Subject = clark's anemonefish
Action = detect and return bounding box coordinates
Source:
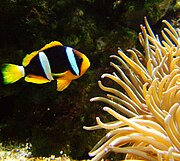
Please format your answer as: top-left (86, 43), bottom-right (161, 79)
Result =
top-left (1, 41), bottom-right (90, 91)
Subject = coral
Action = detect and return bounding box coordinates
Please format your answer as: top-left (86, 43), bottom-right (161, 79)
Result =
top-left (84, 17), bottom-right (180, 160)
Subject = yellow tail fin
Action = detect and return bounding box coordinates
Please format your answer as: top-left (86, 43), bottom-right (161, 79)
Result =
top-left (1, 64), bottom-right (25, 84)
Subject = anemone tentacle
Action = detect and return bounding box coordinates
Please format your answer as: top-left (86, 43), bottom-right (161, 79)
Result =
top-left (84, 17), bottom-right (180, 160)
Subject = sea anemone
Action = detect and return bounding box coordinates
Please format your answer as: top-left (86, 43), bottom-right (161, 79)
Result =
top-left (84, 17), bottom-right (180, 161)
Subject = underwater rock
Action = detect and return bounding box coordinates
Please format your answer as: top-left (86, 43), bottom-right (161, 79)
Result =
top-left (116, 0), bottom-right (173, 29)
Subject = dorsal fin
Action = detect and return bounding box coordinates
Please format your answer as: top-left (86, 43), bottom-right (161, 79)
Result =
top-left (22, 51), bottom-right (38, 67)
top-left (40, 41), bottom-right (63, 51)
top-left (22, 41), bottom-right (63, 67)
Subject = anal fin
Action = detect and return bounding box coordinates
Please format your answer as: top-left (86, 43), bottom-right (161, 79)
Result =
top-left (25, 75), bottom-right (51, 84)
top-left (57, 79), bottom-right (71, 91)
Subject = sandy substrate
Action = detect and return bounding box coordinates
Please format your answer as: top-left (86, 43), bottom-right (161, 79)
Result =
top-left (0, 143), bottom-right (91, 161)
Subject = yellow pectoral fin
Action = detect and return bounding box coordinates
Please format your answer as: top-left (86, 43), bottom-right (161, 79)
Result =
top-left (53, 70), bottom-right (79, 80)
top-left (25, 75), bottom-right (51, 84)
top-left (40, 41), bottom-right (63, 51)
top-left (56, 79), bottom-right (72, 91)
top-left (52, 71), bottom-right (68, 78)
top-left (22, 51), bottom-right (38, 67)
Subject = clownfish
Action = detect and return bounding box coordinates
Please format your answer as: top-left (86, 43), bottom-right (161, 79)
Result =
top-left (1, 41), bottom-right (90, 91)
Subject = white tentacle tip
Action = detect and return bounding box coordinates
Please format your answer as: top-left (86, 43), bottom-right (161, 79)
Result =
top-left (103, 107), bottom-right (108, 111)
top-left (96, 117), bottom-right (100, 121)
top-left (83, 126), bottom-right (87, 130)
top-left (101, 74), bottom-right (106, 79)
top-left (90, 98), bottom-right (95, 102)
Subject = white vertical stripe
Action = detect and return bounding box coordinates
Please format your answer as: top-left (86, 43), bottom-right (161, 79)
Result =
top-left (18, 66), bottom-right (25, 77)
top-left (66, 47), bottom-right (79, 75)
top-left (39, 51), bottom-right (54, 81)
